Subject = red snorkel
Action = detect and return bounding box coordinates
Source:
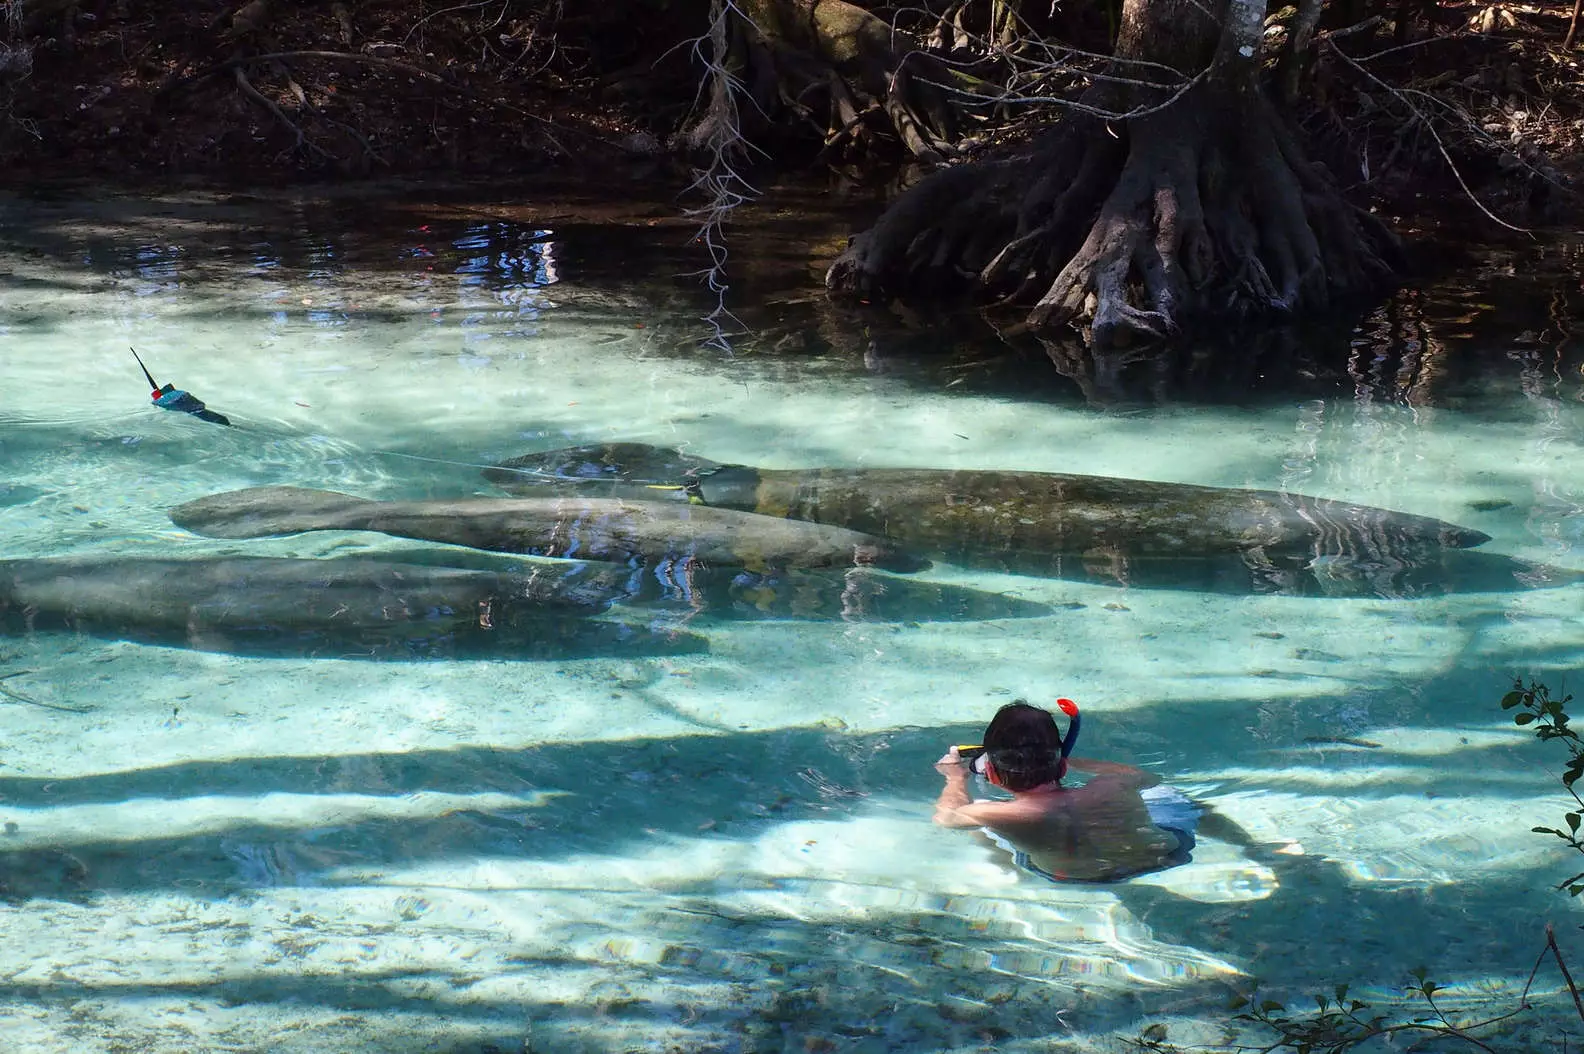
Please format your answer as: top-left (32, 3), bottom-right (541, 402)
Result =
top-left (1055, 697), bottom-right (1080, 779)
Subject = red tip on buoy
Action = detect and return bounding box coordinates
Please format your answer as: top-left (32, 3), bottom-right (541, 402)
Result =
top-left (1056, 697), bottom-right (1079, 717)
top-left (149, 390), bottom-right (160, 400)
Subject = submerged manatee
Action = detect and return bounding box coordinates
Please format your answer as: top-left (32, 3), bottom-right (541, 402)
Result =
top-left (499, 442), bottom-right (724, 486)
top-left (484, 443), bottom-right (1517, 598)
top-left (169, 486), bottom-right (926, 573)
top-left (628, 565), bottom-right (1052, 621)
top-left (356, 546), bottom-right (1050, 622)
top-left (0, 555), bottom-right (706, 660)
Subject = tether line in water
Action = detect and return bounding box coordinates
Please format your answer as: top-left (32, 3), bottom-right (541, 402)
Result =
top-left (0, 671), bottom-right (93, 714)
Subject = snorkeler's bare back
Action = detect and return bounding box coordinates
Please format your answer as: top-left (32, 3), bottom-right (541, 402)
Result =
top-left (965, 775), bottom-right (1182, 882)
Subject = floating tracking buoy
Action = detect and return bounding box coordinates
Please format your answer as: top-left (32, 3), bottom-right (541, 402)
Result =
top-left (131, 347), bottom-right (231, 426)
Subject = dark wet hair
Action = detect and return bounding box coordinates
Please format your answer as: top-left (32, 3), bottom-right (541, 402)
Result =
top-left (984, 701), bottom-right (1064, 791)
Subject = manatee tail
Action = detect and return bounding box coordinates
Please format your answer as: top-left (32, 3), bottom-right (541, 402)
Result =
top-left (170, 486), bottom-right (376, 539)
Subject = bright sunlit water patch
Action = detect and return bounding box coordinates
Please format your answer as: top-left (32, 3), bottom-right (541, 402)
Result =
top-left (0, 188), bottom-right (1581, 1052)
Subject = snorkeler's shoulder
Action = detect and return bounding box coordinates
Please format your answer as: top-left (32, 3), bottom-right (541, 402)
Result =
top-left (938, 796), bottom-right (1047, 828)
top-left (1067, 758), bottom-right (1162, 790)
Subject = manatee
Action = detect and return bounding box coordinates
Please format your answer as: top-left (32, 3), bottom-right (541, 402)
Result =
top-left (985, 545), bottom-right (1582, 599)
top-left (0, 555), bottom-right (706, 660)
top-left (483, 443), bottom-right (1521, 598)
top-left (350, 546), bottom-right (1049, 622)
top-left (627, 565), bottom-right (1052, 621)
top-left (169, 486), bottom-right (927, 573)
top-left (496, 442), bottom-right (724, 486)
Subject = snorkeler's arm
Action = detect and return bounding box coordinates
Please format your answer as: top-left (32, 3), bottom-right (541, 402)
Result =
top-left (933, 749), bottom-right (994, 827)
top-left (931, 751), bottom-right (1007, 824)
top-left (1065, 758), bottom-right (1161, 789)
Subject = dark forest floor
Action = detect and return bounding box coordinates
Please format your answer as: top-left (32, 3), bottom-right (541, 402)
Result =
top-left (0, 1), bottom-right (668, 183)
top-left (0, 1), bottom-right (1579, 235)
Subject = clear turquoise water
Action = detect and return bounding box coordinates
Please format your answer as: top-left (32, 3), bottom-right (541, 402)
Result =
top-left (0, 188), bottom-right (1581, 1052)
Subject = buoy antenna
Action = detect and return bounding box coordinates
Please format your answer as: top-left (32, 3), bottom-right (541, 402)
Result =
top-left (130, 347), bottom-right (160, 391)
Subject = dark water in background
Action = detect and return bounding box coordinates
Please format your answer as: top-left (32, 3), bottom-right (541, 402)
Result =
top-left (0, 183), bottom-right (1581, 1053)
top-left (9, 181), bottom-right (1579, 409)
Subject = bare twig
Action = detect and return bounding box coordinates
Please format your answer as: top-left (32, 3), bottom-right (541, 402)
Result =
top-left (400, 0), bottom-right (499, 47)
top-left (164, 49), bottom-right (455, 91)
top-left (921, 58), bottom-right (1211, 125)
top-left (1354, 32), bottom-right (1497, 64)
top-left (1522, 935), bottom-right (1552, 1005)
top-left (1281, 0), bottom-right (1323, 103)
top-left (1324, 38), bottom-right (1535, 236)
top-left (1549, 923), bottom-right (1584, 1024)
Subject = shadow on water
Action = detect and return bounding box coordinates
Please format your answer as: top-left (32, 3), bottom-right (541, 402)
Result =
top-left (0, 677), bottom-right (1573, 1048)
top-left (0, 654), bottom-right (1562, 853)
top-left (32, 615), bottom-right (709, 662)
top-left (0, 554), bottom-right (709, 662)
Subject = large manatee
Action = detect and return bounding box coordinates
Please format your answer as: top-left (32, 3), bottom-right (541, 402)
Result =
top-left (480, 443), bottom-right (1554, 599)
top-left (0, 555), bottom-right (705, 660)
top-left (353, 546), bottom-right (1050, 622)
top-left (170, 486), bottom-right (927, 574)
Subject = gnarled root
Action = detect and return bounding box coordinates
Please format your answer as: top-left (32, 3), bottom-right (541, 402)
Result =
top-left (727, 0), bottom-right (956, 163)
top-left (828, 89), bottom-right (1402, 351)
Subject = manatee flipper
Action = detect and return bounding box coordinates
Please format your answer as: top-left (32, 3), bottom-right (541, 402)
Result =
top-left (170, 485), bottom-right (377, 538)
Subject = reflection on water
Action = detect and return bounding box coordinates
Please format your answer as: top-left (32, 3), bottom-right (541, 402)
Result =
top-left (0, 189), bottom-right (1581, 1052)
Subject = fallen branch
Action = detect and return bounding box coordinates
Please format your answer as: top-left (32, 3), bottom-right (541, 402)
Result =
top-left (159, 47), bottom-right (581, 156)
top-left (232, 64), bottom-right (333, 162)
top-left (162, 48), bottom-right (455, 94)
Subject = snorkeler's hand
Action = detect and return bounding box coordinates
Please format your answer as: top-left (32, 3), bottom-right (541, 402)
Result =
top-left (935, 746), bottom-right (964, 770)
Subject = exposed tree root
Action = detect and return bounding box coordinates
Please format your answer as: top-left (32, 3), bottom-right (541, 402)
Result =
top-left (720, 0), bottom-right (957, 162)
top-left (829, 82), bottom-right (1402, 350)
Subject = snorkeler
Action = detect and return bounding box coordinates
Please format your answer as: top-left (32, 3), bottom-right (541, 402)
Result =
top-left (933, 699), bottom-right (1201, 883)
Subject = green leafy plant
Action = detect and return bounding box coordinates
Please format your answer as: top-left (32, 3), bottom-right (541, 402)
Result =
top-left (1503, 679), bottom-right (1584, 894)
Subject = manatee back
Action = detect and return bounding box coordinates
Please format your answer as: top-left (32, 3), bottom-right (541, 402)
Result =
top-left (485, 442), bottom-right (725, 491)
top-left (170, 486), bottom-right (372, 538)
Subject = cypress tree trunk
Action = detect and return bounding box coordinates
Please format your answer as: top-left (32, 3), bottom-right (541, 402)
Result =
top-left (826, 0), bottom-right (1402, 350)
